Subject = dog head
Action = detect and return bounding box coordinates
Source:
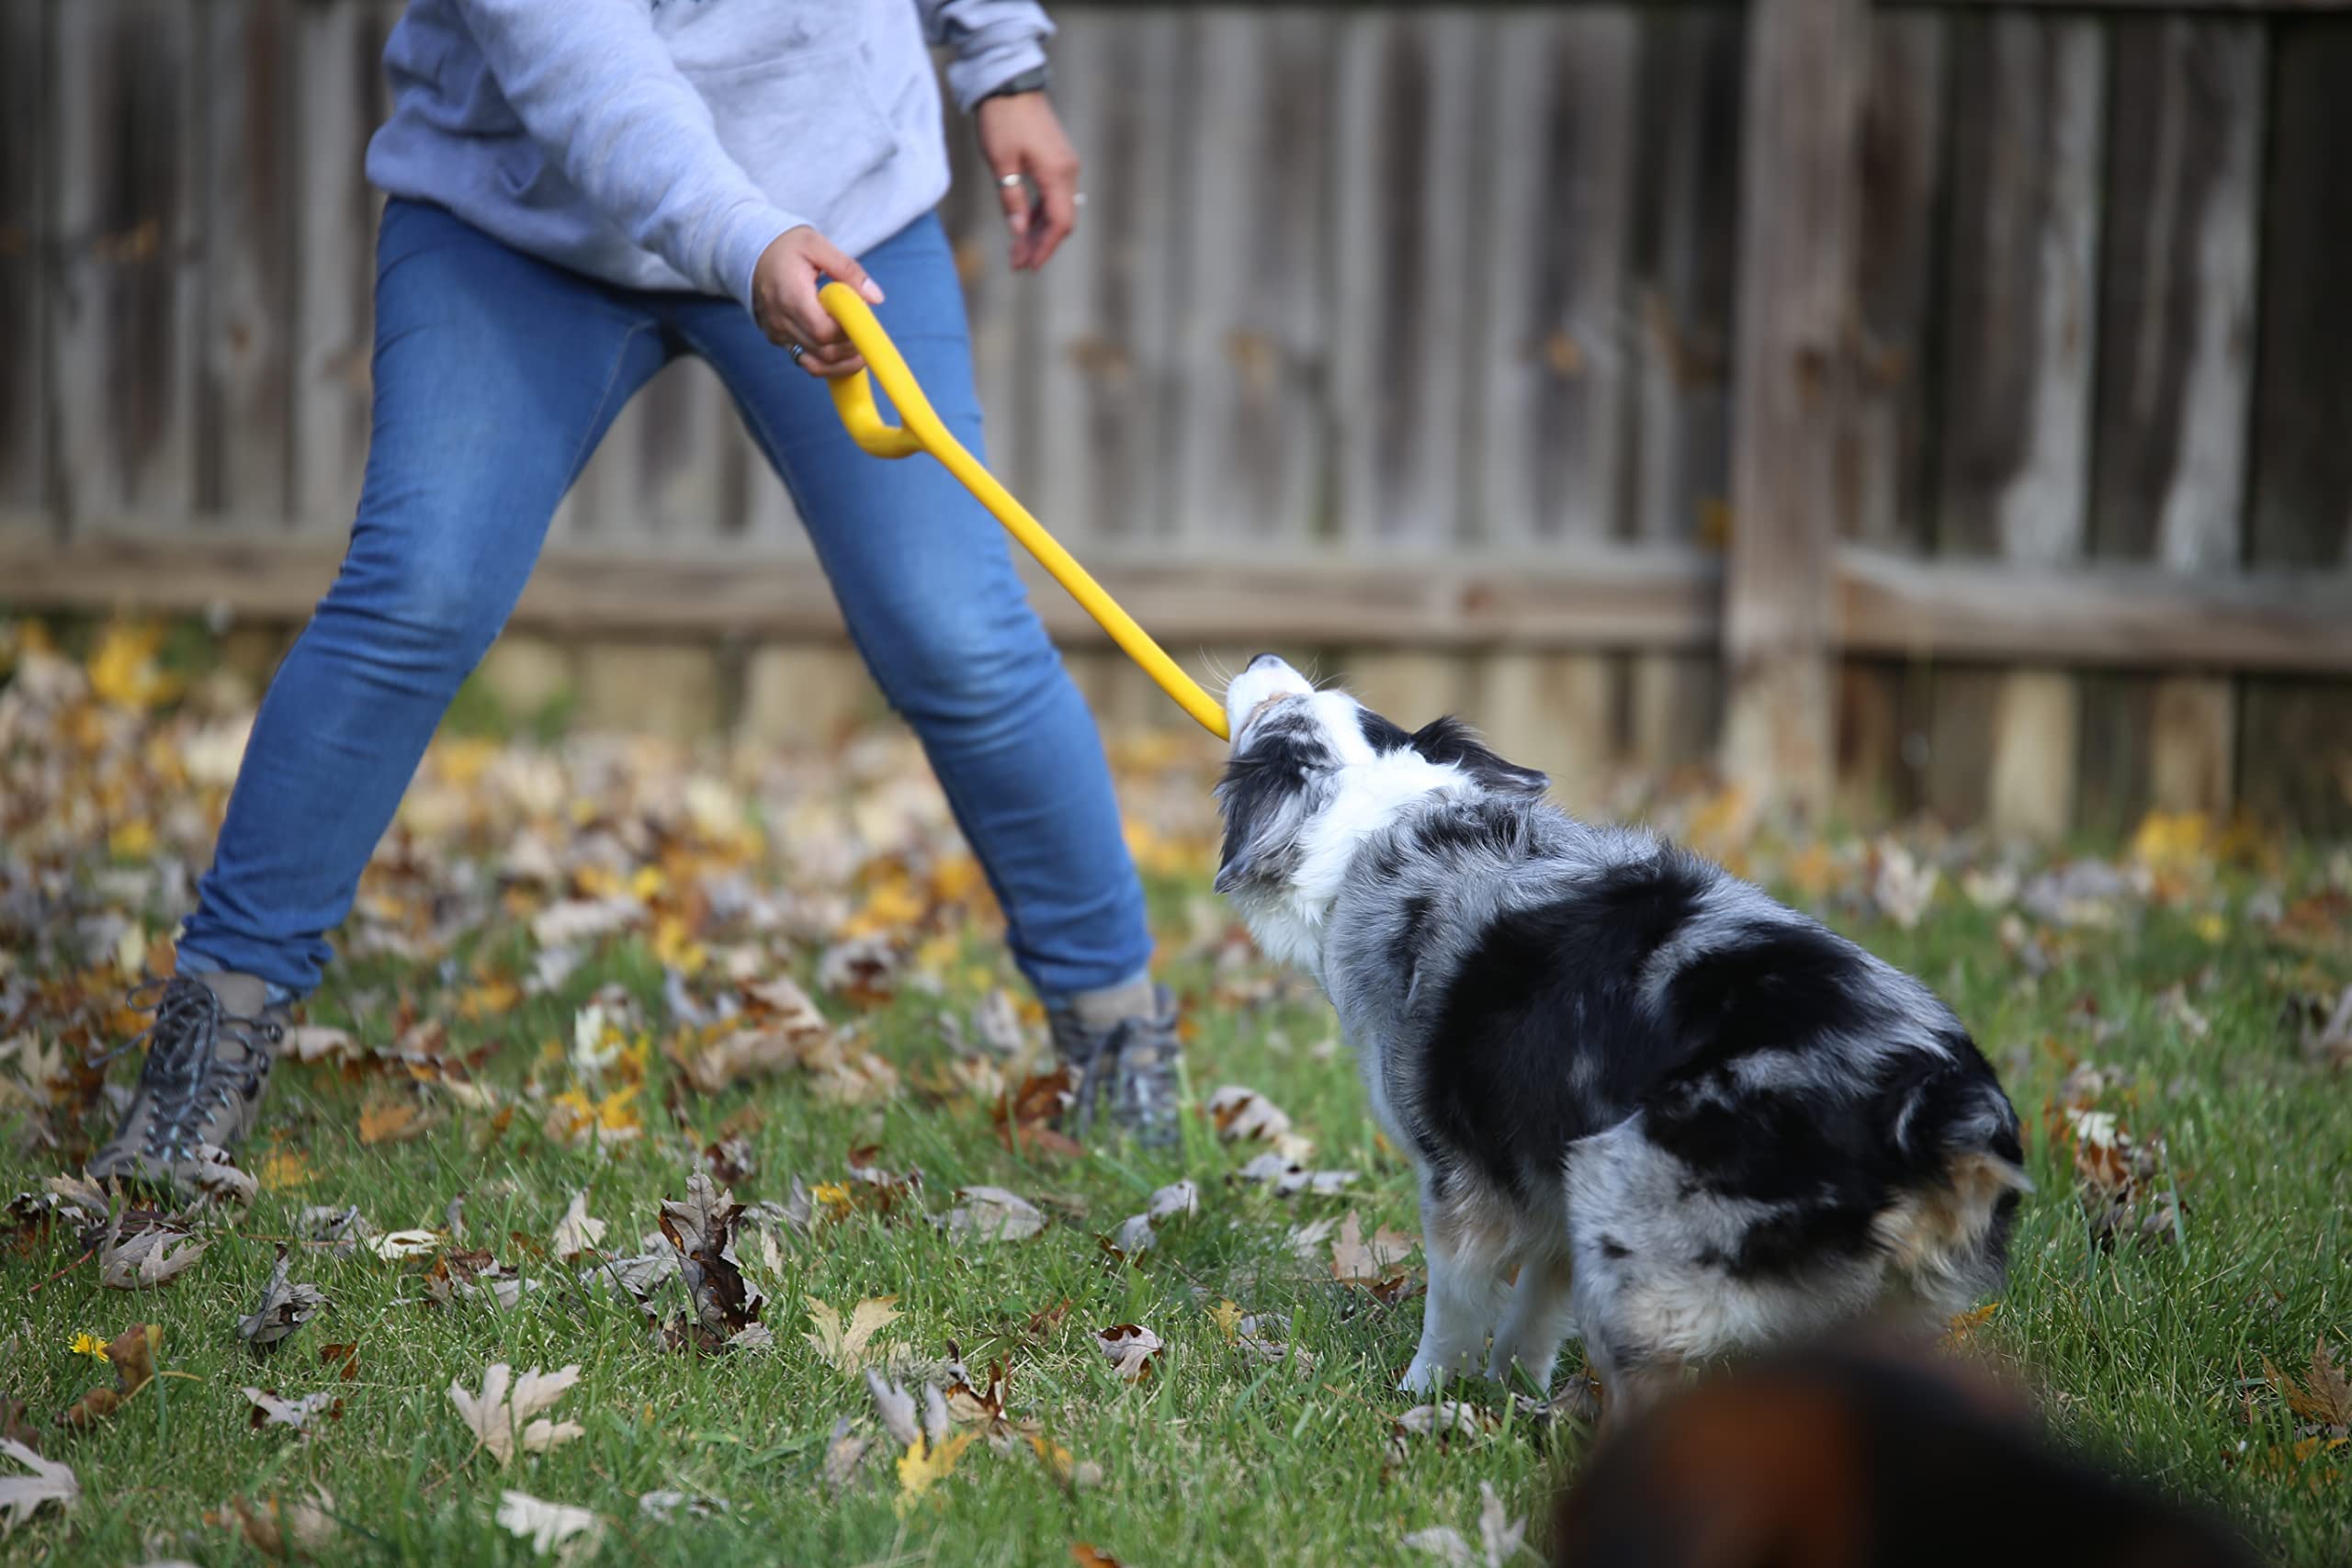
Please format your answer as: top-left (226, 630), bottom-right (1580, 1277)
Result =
top-left (1215, 653), bottom-right (1547, 967)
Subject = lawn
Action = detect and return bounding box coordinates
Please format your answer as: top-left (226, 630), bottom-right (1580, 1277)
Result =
top-left (2, 621), bottom-right (2348, 1566)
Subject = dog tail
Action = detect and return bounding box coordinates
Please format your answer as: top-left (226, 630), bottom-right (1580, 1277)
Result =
top-left (1873, 1062), bottom-right (2031, 1313)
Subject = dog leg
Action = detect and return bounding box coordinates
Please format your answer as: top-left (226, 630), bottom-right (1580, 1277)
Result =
top-left (1399, 1232), bottom-right (1499, 1395)
top-left (1487, 1251), bottom-right (1577, 1392)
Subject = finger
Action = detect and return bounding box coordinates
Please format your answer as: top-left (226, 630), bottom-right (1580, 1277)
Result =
top-left (802, 232), bottom-right (886, 307)
top-left (781, 276), bottom-right (850, 355)
top-left (992, 166), bottom-right (1035, 267)
top-left (1027, 154), bottom-right (1080, 270)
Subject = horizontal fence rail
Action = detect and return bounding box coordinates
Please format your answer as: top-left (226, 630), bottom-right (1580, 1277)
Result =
top-left (1, 1), bottom-right (2348, 832)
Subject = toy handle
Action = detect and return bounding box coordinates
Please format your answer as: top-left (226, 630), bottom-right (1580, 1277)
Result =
top-left (817, 282), bottom-right (1230, 740)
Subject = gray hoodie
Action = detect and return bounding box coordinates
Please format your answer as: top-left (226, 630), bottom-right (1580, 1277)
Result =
top-left (365, 0), bottom-right (1053, 310)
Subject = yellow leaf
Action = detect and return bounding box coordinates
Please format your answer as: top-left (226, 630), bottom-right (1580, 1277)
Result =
top-left (629, 864), bottom-right (669, 902)
top-left (260, 1149), bottom-right (313, 1192)
top-left (108, 819), bottom-right (158, 860)
top-left (2194, 911), bottom-right (2227, 945)
top-left (356, 1100), bottom-right (428, 1145)
top-left (2130, 810), bottom-right (2213, 876)
top-left (1941, 1302), bottom-right (1998, 1347)
top-left (811, 1182), bottom-right (854, 1223)
top-left (86, 619), bottom-right (183, 709)
top-left (1209, 1300), bottom-right (1242, 1343)
top-left (895, 1429), bottom-right (978, 1511)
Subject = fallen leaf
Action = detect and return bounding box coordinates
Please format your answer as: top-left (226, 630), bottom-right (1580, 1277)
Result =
top-left (1070, 1546), bottom-right (1125, 1568)
top-left (806, 1296), bottom-right (903, 1373)
top-left (280, 1025), bottom-right (357, 1064)
top-left (2267, 1339), bottom-right (2352, 1436)
top-left (865, 1369), bottom-right (922, 1449)
top-left (300, 1205), bottom-right (379, 1257)
top-left (638, 1489), bottom-right (728, 1521)
top-left (184, 1143), bottom-right (258, 1208)
top-left (448, 1363), bottom-right (585, 1466)
top-left (243, 1387), bottom-right (340, 1434)
top-left (1403, 1481), bottom-right (1526, 1567)
top-left (221, 1486), bottom-right (341, 1558)
top-left (319, 1342), bottom-right (359, 1382)
top-left (96, 1213), bottom-right (208, 1289)
top-left (1235, 1151), bottom-right (1358, 1197)
top-left (1032, 1434), bottom-right (1104, 1492)
top-left (495, 1490), bottom-right (602, 1562)
top-left (1330, 1211), bottom-right (1419, 1286)
top-left (1207, 1084), bottom-right (1294, 1145)
top-left (370, 1228), bottom-right (442, 1260)
top-left (549, 1191), bottom-right (606, 1262)
top-left (820, 1417), bottom-right (872, 1491)
top-left (1094, 1324), bottom-right (1162, 1382)
top-left (945, 1185), bottom-right (1046, 1243)
top-left (894, 1428), bottom-right (978, 1511)
top-left (657, 1173), bottom-right (766, 1350)
top-left (0, 1439), bottom-right (76, 1535)
top-left (237, 1246), bottom-right (331, 1351)
top-left (356, 1098), bottom-right (435, 1145)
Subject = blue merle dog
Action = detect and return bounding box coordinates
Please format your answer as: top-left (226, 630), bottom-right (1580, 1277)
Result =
top-left (1214, 655), bottom-right (2026, 1419)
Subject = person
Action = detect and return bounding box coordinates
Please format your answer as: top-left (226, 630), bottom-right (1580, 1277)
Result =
top-left (87, 0), bottom-right (1182, 1192)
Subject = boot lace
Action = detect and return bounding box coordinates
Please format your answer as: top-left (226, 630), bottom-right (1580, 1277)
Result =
top-left (100, 975), bottom-right (281, 1161)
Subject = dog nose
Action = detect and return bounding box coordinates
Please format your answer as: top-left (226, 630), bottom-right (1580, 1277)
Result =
top-left (1246, 652), bottom-right (1283, 671)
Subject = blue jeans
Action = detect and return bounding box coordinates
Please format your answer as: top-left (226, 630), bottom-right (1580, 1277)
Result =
top-left (179, 199), bottom-right (1150, 1002)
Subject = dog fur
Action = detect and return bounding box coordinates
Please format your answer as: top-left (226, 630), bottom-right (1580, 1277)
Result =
top-left (1214, 656), bottom-right (2027, 1417)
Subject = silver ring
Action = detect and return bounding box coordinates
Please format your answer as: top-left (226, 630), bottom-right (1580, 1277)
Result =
top-left (997, 173), bottom-right (1024, 189)
top-left (787, 342), bottom-right (806, 363)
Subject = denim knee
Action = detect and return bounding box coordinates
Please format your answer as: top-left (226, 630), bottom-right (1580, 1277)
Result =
top-left (877, 610), bottom-right (1067, 734)
top-left (312, 526), bottom-right (513, 676)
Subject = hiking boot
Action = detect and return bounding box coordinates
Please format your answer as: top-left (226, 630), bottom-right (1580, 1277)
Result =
top-left (85, 970), bottom-right (285, 1193)
top-left (1047, 986), bottom-right (1183, 1151)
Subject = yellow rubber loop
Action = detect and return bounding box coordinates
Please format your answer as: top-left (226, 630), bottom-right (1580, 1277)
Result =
top-left (820, 281), bottom-right (1229, 740)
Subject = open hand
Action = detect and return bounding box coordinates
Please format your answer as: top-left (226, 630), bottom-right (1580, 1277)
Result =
top-left (976, 92), bottom-right (1081, 271)
top-left (751, 226), bottom-right (886, 378)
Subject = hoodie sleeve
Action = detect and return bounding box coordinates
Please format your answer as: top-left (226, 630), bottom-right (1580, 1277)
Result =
top-left (450, 0), bottom-right (805, 310)
top-left (917, 0), bottom-right (1056, 113)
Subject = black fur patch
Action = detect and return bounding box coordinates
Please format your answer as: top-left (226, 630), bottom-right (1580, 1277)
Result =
top-left (1214, 727), bottom-right (1330, 893)
top-left (1416, 854), bottom-right (1712, 1196)
top-left (1407, 716), bottom-right (1549, 795)
top-left (1357, 708), bottom-right (1414, 754)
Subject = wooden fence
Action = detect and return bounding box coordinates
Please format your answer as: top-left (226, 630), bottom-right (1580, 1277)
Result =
top-left (3, 2), bottom-right (2349, 832)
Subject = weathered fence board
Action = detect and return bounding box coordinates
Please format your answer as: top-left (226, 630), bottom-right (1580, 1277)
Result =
top-left (53, 0), bottom-right (204, 528)
top-left (0, 0), bottom-right (48, 525)
top-left (200, 0), bottom-right (293, 523)
top-left (1329, 8), bottom-right (1483, 547)
top-left (1165, 8), bottom-right (1333, 551)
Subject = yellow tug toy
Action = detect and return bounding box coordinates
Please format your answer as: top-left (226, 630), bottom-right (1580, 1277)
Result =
top-left (819, 281), bottom-right (1229, 740)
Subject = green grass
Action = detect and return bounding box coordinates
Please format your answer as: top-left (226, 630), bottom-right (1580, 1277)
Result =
top-left (4, 787), bottom-right (2348, 1564)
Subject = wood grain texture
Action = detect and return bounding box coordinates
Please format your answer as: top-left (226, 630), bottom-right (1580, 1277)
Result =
top-left (1030, 8), bottom-right (1184, 547)
top-left (288, 0), bottom-right (394, 533)
top-left (1720, 0), bottom-right (1861, 812)
top-left (1627, 7), bottom-right (1741, 548)
top-left (201, 0), bottom-right (293, 520)
top-left (940, 71), bottom-right (1037, 507)
top-left (1328, 7), bottom-right (1483, 547)
top-left (0, 0), bottom-right (49, 523)
top-left (1846, 10), bottom-right (1949, 550)
top-left (1473, 8), bottom-right (1636, 546)
top-left (1165, 8), bottom-right (1332, 547)
top-left (1475, 653), bottom-right (1617, 815)
top-left (52, 0), bottom-right (203, 526)
top-left (2091, 17), bottom-right (2262, 569)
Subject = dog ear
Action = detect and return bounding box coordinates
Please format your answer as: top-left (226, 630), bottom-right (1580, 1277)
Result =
top-left (1408, 716), bottom-right (1549, 796)
top-left (1213, 743), bottom-right (1317, 894)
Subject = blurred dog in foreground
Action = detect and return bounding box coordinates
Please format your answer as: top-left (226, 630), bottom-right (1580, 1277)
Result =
top-left (1215, 656), bottom-right (2027, 1416)
top-left (1549, 1343), bottom-right (2256, 1568)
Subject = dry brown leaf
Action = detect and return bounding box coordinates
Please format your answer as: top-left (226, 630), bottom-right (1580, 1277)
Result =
top-left (356, 1098), bottom-right (435, 1145)
top-left (2266, 1339), bottom-right (2352, 1435)
top-left (319, 1343), bottom-right (359, 1382)
top-left (1330, 1211), bottom-right (1419, 1285)
top-left (806, 1296), bottom-right (903, 1373)
top-left (96, 1213), bottom-right (208, 1289)
top-left (237, 1246), bottom-right (331, 1351)
top-left (657, 1173), bottom-right (766, 1350)
top-left (1070, 1545), bottom-right (1125, 1568)
top-left (447, 1363), bottom-right (584, 1466)
top-left (820, 1417), bottom-right (873, 1492)
top-left (1094, 1324), bottom-right (1162, 1382)
top-left (222, 1487), bottom-right (340, 1558)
